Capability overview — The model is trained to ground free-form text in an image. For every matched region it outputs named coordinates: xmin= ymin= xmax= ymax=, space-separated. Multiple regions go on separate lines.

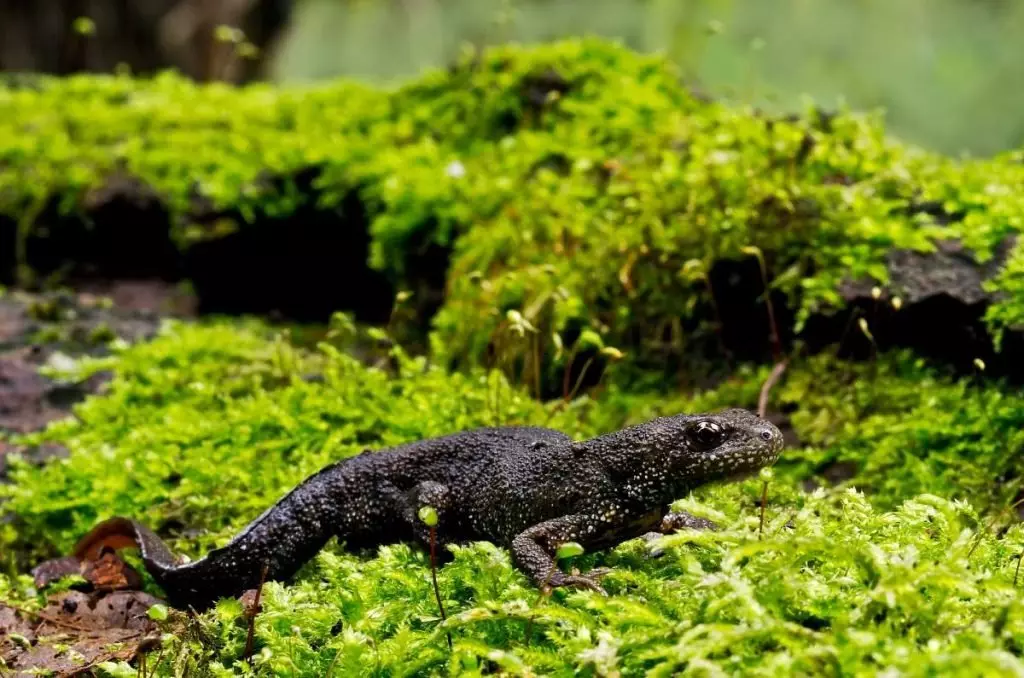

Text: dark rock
xmin=803 ymin=234 xmax=1023 ymax=382
xmin=839 ymin=236 xmax=1015 ymax=307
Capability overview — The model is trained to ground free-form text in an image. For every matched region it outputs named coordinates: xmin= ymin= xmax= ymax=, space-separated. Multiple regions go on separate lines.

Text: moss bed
xmin=2 ymin=321 xmax=1024 ymax=675
xmin=2 ymin=38 xmax=1023 ymax=378
xmin=2 ymin=37 xmax=1024 ymax=676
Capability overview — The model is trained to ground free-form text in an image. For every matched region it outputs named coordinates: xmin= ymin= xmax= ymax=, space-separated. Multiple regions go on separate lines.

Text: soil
xmin=0 ymin=590 xmax=164 ymax=677
xmin=0 ymin=282 xmax=186 ymax=477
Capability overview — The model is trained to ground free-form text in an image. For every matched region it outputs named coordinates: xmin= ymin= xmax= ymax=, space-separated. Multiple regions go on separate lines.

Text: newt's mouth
xmin=721 ymin=466 xmax=770 ymax=484
xmin=718 ymin=446 xmax=781 ymax=485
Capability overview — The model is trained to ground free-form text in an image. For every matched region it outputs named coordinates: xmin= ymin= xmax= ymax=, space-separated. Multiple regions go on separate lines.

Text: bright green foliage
xmin=984 ymin=235 xmax=1024 ymax=348
xmin=425 ymin=85 xmax=1023 ymax=380
xmin=2 ymin=324 xmax=1024 ymax=675
xmin=419 ymin=505 xmax=440 ymax=528
xmin=0 ymin=73 xmax=391 ymax=226
xmin=3 ymin=39 xmax=1023 ymax=377
xmin=775 ymin=355 xmax=1024 ymax=511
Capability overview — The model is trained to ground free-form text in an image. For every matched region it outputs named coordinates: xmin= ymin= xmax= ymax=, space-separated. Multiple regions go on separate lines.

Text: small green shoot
xmin=420 ymin=504 xmax=451 ymax=650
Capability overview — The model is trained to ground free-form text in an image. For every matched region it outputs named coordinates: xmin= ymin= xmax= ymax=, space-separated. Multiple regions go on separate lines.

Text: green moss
xmin=985 ymin=236 xmax=1024 ymax=349
xmin=4 ymin=39 xmax=1023 ymax=378
xmin=425 ymin=106 xmax=1023 ymax=383
xmin=2 ymin=323 xmax=1024 ymax=675
xmin=0 ymin=70 xmax=389 ymax=223
xmin=4 ymin=37 xmax=1024 ymax=675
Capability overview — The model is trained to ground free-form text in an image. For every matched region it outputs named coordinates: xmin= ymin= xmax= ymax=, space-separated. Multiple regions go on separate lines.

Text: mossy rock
xmin=2 ymin=38 xmax=1023 ymax=383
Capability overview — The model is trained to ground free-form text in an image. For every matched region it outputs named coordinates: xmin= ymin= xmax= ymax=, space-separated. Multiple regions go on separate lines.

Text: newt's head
xmin=621 ymin=408 xmax=784 ymax=490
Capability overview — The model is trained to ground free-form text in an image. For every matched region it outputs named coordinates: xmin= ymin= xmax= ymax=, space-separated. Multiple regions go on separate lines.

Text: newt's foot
xmin=643 ymin=512 xmax=719 ymax=557
xmin=641 ymin=531 xmax=667 ymax=558
xmin=660 ymin=512 xmax=718 ymax=533
xmin=547 ymin=568 xmax=611 ymax=595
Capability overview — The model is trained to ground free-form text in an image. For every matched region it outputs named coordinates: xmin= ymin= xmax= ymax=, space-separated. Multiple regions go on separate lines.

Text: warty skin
xmin=68 ymin=408 xmax=783 ymax=609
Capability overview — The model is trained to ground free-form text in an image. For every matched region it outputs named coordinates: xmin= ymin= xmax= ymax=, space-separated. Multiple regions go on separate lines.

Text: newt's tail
xmin=72 ymin=463 xmax=350 ymax=610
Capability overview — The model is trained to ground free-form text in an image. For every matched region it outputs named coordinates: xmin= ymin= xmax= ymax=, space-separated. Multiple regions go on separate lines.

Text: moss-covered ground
xmin=2 ymin=37 xmax=1024 ymax=676
xmin=1 ymin=319 xmax=1023 ymax=676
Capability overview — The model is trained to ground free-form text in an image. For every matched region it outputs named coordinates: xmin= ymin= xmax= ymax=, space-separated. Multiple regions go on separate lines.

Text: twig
xmin=565 ymin=356 xmax=596 ymax=403
xmin=744 ymin=245 xmax=782 ymax=359
xmin=545 ymin=354 xmax=599 ymax=424
xmin=136 ymin=634 xmax=164 ymax=678
xmin=532 ymin=332 xmax=542 ymax=401
xmin=244 ymin=562 xmax=270 ymax=667
xmin=562 ymin=347 xmax=578 ymax=400
xmin=1016 ymin=547 xmax=1023 ymax=587
xmin=428 ymin=525 xmax=452 ymax=650
xmin=757 ymin=359 xmax=789 ymax=419
xmin=143 ymin=642 xmax=167 ymax=678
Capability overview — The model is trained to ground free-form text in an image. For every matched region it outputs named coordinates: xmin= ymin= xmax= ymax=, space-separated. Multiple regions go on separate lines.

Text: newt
xmin=65 ymin=408 xmax=783 ymax=609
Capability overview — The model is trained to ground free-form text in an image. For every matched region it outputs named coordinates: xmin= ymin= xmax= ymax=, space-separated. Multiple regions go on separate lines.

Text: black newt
xmin=68 ymin=408 xmax=783 ymax=609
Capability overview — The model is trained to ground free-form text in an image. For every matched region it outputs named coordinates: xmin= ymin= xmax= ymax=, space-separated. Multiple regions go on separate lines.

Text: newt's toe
xmin=548 ymin=571 xmax=609 ymax=595
xmin=641 ymin=531 xmax=667 ymax=558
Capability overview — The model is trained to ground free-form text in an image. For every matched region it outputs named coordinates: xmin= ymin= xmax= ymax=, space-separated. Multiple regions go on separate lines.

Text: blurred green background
xmin=267 ymin=0 xmax=1024 ymax=157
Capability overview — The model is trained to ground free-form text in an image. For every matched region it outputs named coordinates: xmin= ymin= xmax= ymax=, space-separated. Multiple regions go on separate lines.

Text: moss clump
xmin=3 ymin=39 xmax=1023 ymax=379
xmin=0 ymin=71 xmax=389 ymax=223
xmin=12 ymin=491 xmax=1019 ymax=676
xmin=425 ymin=97 xmax=1024 ymax=387
xmin=985 ymin=235 xmax=1024 ymax=348
xmin=2 ymin=323 xmax=1024 ymax=675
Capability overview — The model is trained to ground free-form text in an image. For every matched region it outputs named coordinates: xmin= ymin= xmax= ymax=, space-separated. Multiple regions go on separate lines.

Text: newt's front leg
xmin=511 ymin=515 xmax=612 ymax=595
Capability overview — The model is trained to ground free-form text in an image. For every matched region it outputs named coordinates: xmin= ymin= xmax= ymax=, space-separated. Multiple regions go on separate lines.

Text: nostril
xmin=760 ymin=431 xmax=773 ymax=441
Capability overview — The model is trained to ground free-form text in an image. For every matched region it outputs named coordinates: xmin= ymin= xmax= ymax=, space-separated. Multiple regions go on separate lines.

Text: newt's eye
xmin=690 ymin=421 xmax=725 ymax=449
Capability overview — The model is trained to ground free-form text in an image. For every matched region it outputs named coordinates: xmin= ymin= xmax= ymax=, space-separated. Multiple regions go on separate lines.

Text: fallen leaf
xmin=32 ymin=548 xmax=142 ymax=592
xmin=0 ymin=590 xmax=166 ymax=677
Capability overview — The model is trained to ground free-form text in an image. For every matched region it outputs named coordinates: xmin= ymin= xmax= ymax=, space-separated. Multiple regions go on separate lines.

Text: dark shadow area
xmin=389 ymin=217 xmax=456 ymax=346
xmin=6 ymin=170 xmax=452 ymax=331
xmin=708 ymin=256 xmax=795 ymax=363
xmin=0 ymin=216 xmax=14 ymax=285
xmin=184 ymin=185 xmax=396 ymax=325
xmin=802 ymin=293 xmax=1024 ymax=383
xmin=20 ymin=176 xmax=180 ymax=284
